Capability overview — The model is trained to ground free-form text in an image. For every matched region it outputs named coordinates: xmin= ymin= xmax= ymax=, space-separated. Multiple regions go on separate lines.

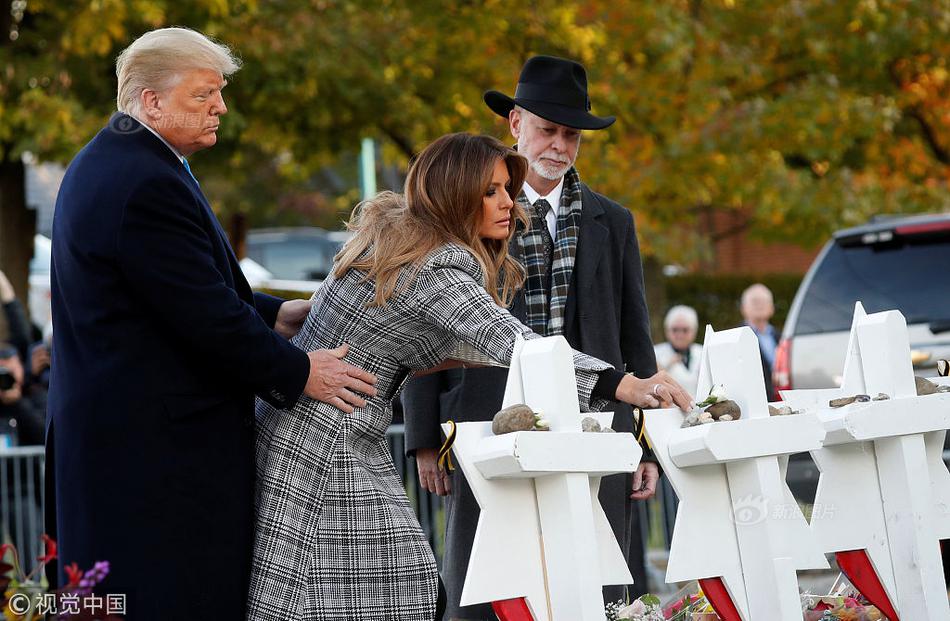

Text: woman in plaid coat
xmin=247 ymin=133 xmax=686 ymax=620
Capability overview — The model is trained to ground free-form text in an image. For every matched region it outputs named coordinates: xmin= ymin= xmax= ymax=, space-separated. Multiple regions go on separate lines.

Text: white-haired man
xmin=49 ymin=28 xmax=376 ymax=620
xmin=740 ymin=282 xmax=778 ymax=399
xmin=402 ymin=55 xmax=691 ymax=619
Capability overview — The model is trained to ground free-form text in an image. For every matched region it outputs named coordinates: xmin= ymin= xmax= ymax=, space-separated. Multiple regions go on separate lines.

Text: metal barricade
xmin=0 ymin=445 xmax=46 ymax=564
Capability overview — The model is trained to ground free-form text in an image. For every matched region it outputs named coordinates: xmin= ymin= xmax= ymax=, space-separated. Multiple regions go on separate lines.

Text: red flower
xmin=0 ymin=543 xmax=17 ymax=574
xmin=38 ymin=534 xmax=57 ymax=564
xmin=64 ymin=561 xmax=83 ymax=587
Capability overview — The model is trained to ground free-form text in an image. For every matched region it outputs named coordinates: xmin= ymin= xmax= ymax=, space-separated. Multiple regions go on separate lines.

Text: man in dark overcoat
xmin=48 ymin=27 xmax=376 ymax=620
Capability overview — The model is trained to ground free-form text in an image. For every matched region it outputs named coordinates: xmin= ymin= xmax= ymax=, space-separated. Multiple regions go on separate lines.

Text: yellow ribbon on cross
xmin=437 ymin=419 xmax=457 ymax=472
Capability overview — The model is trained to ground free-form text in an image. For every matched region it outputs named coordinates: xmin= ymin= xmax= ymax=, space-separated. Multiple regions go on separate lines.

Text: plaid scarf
xmin=516 ymin=166 xmax=583 ymax=336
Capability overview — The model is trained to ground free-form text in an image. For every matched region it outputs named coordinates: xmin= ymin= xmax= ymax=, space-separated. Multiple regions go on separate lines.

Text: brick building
xmin=699 ymin=208 xmax=821 ymax=275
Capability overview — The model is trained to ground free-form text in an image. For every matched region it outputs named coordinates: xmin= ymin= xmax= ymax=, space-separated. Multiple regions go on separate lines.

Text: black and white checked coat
xmin=247 ymin=244 xmax=612 ymax=620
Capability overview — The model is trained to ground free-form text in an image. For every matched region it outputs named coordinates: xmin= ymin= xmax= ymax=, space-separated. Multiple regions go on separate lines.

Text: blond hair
xmin=334 ymin=133 xmax=529 ymax=307
xmin=116 ymin=27 xmax=241 ymax=118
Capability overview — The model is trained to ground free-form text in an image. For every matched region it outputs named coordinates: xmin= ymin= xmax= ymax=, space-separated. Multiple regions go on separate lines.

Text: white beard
xmin=518 ymin=133 xmax=575 ymax=181
xmin=530 ymin=157 xmax=571 ymax=180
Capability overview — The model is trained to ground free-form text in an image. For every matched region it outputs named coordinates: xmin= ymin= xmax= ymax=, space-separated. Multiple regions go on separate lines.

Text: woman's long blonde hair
xmin=334 ymin=133 xmax=529 ymax=306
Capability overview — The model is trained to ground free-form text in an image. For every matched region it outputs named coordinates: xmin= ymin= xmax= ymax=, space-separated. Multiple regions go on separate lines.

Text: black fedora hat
xmin=484 ymin=55 xmax=615 ymax=130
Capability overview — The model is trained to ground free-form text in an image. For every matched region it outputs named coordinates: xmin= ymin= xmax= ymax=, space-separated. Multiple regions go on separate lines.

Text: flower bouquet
xmin=606 ymin=586 xmax=719 ymax=620
xmin=801 ymin=574 xmax=885 ymax=621
xmin=1 ymin=536 xmax=121 ymax=620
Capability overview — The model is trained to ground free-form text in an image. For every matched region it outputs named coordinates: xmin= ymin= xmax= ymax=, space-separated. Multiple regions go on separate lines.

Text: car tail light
xmin=774 ymin=338 xmax=792 ymax=395
xmin=895 ymin=220 xmax=950 ymax=235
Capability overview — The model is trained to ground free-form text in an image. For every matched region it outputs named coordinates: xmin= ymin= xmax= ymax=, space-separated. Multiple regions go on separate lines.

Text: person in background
xmin=0 ymin=269 xmax=36 ymax=365
xmin=0 ymin=268 xmax=49 ymax=579
xmin=0 ymin=268 xmax=47 ymax=437
xmin=0 ymin=343 xmax=44 ymax=446
xmin=654 ymin=305 xmax=702 ymax=396
xmin=740 ymin=283 xmax=778 ymax=400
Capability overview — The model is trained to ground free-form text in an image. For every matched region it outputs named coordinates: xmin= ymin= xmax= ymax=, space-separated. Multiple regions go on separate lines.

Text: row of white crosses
xmin=645 ymin=302 xmax=950 ymax=621
xmin=447 ymin=303 xmax=950 ymax=621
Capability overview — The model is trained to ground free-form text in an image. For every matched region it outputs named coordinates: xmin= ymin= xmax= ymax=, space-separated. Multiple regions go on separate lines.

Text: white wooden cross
xmin=644 ymin=326 xmax=828 ymax=621
xmin=781 ymin=302 xmax=950 ymax=620
xmin=446 ymin=335 xmax=642 ymax=621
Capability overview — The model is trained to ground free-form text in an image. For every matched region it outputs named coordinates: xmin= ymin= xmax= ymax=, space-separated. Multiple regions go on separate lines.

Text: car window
xmin=794 ymin=236 xmax=950 ymax=335
xmin=247 ymin=238 xmax=340 ymax=281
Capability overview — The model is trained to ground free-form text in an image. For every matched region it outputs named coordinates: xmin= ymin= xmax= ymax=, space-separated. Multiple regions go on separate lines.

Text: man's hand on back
xmin=304 ymin=344 xmax=378 ymax=413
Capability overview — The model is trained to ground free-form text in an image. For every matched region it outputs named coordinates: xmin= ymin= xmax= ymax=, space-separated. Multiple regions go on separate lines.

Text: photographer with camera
xmin=0 ymin=270 xmax=35 ymax=363
xmin=0 ymin=343 xmax=44 ymax=447
xmin=0 ymin=268 xmax=45 ymax=447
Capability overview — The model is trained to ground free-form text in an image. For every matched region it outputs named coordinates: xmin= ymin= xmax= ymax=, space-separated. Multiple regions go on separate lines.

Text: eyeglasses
xmin=668 ymin=327 xmax=693 ymax=334
xmin=0 ymin=347 xmax=17 ymax=359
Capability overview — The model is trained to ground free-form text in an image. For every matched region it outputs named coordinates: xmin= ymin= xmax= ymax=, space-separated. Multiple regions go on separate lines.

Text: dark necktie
xmin=533 ymin=198 xmax=556 ymax=296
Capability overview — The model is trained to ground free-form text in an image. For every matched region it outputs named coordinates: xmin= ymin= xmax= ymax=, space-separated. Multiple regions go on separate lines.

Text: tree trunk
xmin=228 ymin=211 xmax=247 ymax=260
xmin=0 ymin=158 xmax=37 ymax=330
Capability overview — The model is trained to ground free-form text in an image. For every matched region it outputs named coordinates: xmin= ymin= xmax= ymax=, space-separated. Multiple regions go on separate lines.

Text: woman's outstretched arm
xmin=413 ymin=246 xmax=613 ymax=411
xmin=413 ymin=246 xmax=693 ymax=413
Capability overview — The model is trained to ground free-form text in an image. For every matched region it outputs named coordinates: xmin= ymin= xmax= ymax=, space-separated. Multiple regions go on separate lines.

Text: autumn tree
xmin=3 ymin=0 xmax=949 ymax=302
xmin=219 ymin=0 xmax=950 ymax=267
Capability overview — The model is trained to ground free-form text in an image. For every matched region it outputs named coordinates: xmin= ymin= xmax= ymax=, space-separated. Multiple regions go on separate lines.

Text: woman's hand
xmin=415 ymin=447 xmax=452 ymax=496
xmin=616 ymin=371 xmax=693 ymax=411
xmin=630 ymin=462 xmax=660 ymax=500
xmin=275 ymin=299 xmax=313 ymax=339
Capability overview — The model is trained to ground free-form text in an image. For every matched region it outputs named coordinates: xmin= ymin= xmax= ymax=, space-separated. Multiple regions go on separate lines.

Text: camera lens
xmin=0 ymin=367 xmax=15 ymax=391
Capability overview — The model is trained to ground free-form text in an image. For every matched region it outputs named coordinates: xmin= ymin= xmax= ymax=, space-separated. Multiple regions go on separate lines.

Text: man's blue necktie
xmin=182 ymin=157 xmax=200 ymax=187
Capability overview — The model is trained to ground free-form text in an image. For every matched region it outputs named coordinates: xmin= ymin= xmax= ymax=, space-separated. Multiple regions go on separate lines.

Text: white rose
xmin=616 ymin=599 xmax=647 ymax=619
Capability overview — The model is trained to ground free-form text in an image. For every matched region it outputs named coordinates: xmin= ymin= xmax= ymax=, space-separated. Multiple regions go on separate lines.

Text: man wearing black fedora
xmin=403 ymin=55 xmax=685 ymax=619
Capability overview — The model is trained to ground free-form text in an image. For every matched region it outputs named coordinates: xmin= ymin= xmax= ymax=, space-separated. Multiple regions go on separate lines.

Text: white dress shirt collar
xmin=522 ymin=177 xmax=565 ymax=210
xmin=522 ymin=177 xmax=565 ymax=241
xmin=135 ymin=116 xmax=186 ymax=164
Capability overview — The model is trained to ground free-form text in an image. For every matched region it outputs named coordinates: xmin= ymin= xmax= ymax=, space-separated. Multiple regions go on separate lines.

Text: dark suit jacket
xmin=48 ymin=113 xmax=309 ymax=620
